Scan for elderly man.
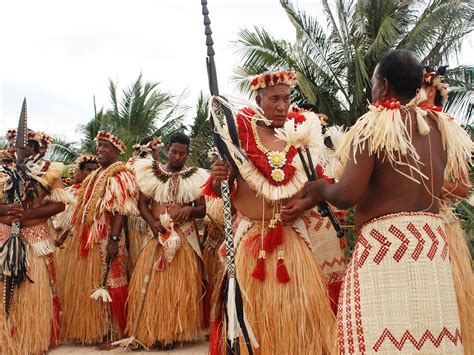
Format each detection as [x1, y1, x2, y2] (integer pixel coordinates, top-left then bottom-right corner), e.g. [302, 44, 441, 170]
[300, 50, 468, 354]
[210, 71, 335, 354]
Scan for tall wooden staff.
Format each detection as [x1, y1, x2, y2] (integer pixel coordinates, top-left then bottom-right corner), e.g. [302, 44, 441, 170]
[201, 1, 257, 354]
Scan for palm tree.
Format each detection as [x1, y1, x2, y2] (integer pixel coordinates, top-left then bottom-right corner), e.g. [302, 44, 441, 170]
[45, 137, 79, 164]
[79, 74, 188, 160]
[188, 92, 212, 169]
[234, 0, 473, 126]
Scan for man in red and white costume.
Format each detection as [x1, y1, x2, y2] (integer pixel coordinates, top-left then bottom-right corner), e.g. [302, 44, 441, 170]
[210, 70, 335, 354]
[302, 50, 468, 353]
[62, 131, 138, 349]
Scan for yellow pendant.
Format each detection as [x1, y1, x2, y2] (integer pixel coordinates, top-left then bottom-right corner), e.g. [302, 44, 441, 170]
[271, 168, 285, 182]
[268, 150, 286, 169]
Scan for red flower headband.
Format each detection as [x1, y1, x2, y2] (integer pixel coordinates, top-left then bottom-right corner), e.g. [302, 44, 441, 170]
[95, 131, 126, 154]
[250, 70, 298, 92]
[76, 154, 97, 169]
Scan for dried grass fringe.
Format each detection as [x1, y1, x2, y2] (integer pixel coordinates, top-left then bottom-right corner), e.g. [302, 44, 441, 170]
[0, 246, 53, 355]
[126, 237, 204, 346]
[61, 237, 116, 344]
[445, 218, 474, 354]
[234, 224, 336, 355]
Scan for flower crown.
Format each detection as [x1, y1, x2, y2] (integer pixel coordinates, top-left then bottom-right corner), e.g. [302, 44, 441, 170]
[133, 137, 163, 154]
[207, 146, 219, 159]
[250, 70, 298, 92]
[76, 154, 97, 169]
[423, 70, 448, 104]
[95, 131, 126, 154]
[28, 129, 44, 144]
[6, 129, 16, 142]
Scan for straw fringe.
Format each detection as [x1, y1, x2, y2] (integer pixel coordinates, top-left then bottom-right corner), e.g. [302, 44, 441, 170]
[0, 246, 54, 355]
[62, 238, 114, 344]
[126, 237, 204, 346]
[45, 187, 76, 205]
[444, 217, 474, 354]
[134, 159, 209, 204]
[30, 162, 64, 189]
[235, 223, 336, 355]
[127, 215, 148, 268]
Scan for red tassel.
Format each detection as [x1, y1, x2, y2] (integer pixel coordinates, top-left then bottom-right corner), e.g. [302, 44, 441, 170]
[340, 236, 347, 249]
[201, 175, 219, 198]
[273, 220, 284, 246]
[209, 318, 223, 355]
[50, 295, 61, 347]
[276, 257, 290, 283]
[252, 252, 266, 281]
[109, 285, 128, 337]
[154, 256, 166, 272]
[263, 227, 276, 253]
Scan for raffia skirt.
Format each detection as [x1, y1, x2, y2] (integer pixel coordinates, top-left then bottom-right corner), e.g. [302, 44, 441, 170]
[338, 212, 463, 354]
[305, 208, 347, 314]
[442, 210, 473, 354]
[61, 233, 128, 344]
[0, 223, 59, 355]
[126, 232, 204, 346]
[234, 217, 336, 355]
[127, 215, 148, 271]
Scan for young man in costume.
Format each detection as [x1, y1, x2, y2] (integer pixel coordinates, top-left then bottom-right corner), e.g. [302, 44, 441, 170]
[301, 50, 469, 353]
[210, 70, 335, 354]
[121, 132, 208, 350]
[62, 131, 138, 349]
[421, 66, 473, 353]
[126, 136, 162, 268]
[52, 155, 98, 309]
[0, 129, 68, 354]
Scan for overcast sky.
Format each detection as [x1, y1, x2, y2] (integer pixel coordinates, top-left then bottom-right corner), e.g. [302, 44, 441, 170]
[1, 0, 472, 143]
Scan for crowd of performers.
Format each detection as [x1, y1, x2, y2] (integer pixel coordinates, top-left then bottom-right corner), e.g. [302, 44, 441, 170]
[0, 49, 472, 354]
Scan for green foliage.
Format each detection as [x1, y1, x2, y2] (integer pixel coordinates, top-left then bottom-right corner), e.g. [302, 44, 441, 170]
[233, 0, 473, 126]
[45, 137, 80, 164]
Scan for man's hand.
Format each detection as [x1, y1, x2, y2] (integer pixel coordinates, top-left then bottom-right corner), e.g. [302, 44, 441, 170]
[282, 198, 309, 223]
[169, 206, 192, 225]
[303, 180, 329, 207]
[106, 240, 119, 260]
[211, 159, 230, 183]
[149, 219, 167, 237]
[0, 204, 24, 219]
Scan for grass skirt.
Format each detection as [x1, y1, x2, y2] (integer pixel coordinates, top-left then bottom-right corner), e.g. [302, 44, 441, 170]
[61, 235, 124, 344]
[127, 215, 148, 270]
[444, 217, 473, 354]
[338, 212, 463, 354]
[235, 222, 336, 355]
[0, 227, 54, 355]
[126, 235, 204, 346]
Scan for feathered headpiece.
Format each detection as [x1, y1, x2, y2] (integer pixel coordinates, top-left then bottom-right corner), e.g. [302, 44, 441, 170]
[27, 129, 43, 145]
[76, 154, 97, 169]
[250, 70, 298, 92]
[132, 137, 162, 155]
[6, 129, 16, 143]
[95, 131, 126, 154]
[423, 69, 448, 104]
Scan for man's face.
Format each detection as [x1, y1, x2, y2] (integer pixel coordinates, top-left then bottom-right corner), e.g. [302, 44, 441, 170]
[256, 84, 291, 128]
[167, 142, 188, 171]
[371, 65, 387, 103]
[83, 161, 99, 176]
[96, 140, 119, 167]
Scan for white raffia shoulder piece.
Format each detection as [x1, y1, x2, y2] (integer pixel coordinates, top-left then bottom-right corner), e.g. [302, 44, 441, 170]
[50, 185, 78, 230]
[427, 111, 472, 182]
[336, 92, 429, 183]
[45, 187, 76, 205]
[100, 168, 139, 216]
[29, 161, 64, 190]
[134, 158, 209, 204]
[322, 125, 347, 180]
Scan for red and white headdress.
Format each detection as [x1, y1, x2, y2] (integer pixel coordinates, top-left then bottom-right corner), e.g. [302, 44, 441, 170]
[39, 132, 53, 149]
[76, 154, 97, 169]
[6, 129, 16, 143]
[95, 131, 126, 154]
[133, 137, 163, 155]
[250, 70, 298, 92]
[423, 69, 448, 104]
[27, 129, 43, 145]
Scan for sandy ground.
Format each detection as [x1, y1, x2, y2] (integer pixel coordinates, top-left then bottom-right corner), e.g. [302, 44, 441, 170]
[50, 340, 208, 354]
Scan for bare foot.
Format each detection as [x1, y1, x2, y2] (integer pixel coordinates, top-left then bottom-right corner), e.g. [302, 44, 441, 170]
[96, 341, 118, 351]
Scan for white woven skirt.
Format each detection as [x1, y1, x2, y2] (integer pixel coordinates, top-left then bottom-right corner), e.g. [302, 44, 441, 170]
[338, 212, 463, 354]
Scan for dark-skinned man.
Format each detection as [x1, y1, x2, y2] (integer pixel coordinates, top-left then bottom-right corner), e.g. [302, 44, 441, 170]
[121, 133, 208, 350]
[209, 71, 335, 355]
[0, 129, 68, 355]
[62, 132, 138, 350]
[298, 50, 468, 354]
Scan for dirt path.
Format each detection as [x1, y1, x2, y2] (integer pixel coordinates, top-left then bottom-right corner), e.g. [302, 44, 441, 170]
[50, 340, 208, 354]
